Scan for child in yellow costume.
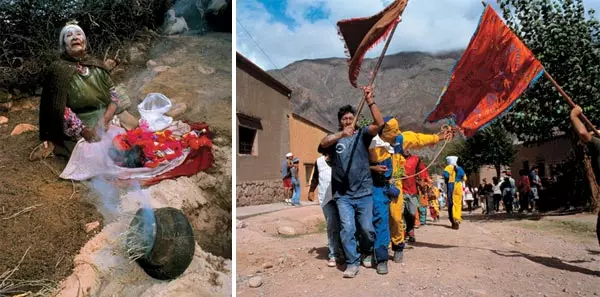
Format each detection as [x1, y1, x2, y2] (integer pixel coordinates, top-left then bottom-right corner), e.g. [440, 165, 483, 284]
[428, 186, 441, 221]
[370, 117, 452, 263]
[443, 156, 466, 229]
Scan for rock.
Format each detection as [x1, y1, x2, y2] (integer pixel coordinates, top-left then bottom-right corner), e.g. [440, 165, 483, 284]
[128, 46, 145, 64]
[514, 239, 521, 244]
[104, 59, 117, 70]
[163, 57, 177, 65]
[262, 262, 273, 269]
[9, 97, 38, 112]
[248, 252, 254, 255]
[84, 221, 100, 233]
[0, 101, 12, 112]
[0, 116, 8, 125]
[111, 67, 125, 76]
[146, 60, 158, 67]
[563, 289, 567, 292]
[196, 65, 215, 75]
[165, 102, 187, 118]
[153, 66, 171, 73]
[248, 276, 262, 288]
[236, 219, 246, 229]
[278, 257, 285, 264]
[11, 123, 38, 136]
[278, 226, 296, 236]
[213, 137, 228, 146]
[316, 274, 324, 280]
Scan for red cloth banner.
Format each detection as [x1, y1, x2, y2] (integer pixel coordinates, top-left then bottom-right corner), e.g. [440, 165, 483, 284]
[425, 4, 544, 137]
[337, 0, 407, 87]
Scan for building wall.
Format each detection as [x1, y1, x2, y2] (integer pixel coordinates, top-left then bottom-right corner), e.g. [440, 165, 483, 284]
[236, 63, 291, 205]
[468, 136, 572, 186]
[509, 136, 572, 178]
[288, 114, 331, 201]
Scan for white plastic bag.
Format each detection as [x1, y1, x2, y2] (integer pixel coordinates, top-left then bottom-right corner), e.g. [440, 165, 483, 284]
[138, 93, 173, 131]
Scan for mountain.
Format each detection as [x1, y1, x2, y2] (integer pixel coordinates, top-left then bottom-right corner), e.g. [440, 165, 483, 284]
[268, 50, 464, 134]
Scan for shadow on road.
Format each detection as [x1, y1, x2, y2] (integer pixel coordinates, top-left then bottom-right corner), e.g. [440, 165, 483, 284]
[491, 250, 600, 277]
[308, 246, 330, 260]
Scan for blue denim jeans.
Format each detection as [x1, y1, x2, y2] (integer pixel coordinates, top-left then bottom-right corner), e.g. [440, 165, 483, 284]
[336, 194, 375, 266]
[291, 178, 300, 205]
[322, 201, 343, 260]
[372, 186, 390, 262]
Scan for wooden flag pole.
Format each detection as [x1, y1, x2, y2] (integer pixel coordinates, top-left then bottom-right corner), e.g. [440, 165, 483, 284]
[351, 21, 400, 129]
[479, 0, 599, 136]
[542, 71, 600, 135]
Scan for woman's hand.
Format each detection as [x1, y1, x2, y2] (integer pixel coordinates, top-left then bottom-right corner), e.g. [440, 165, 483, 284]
[81, 127, 100, 142]
[103, 102, 118, 131]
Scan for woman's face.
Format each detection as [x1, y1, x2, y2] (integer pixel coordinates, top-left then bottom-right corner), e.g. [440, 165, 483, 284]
[64, 28, 86, 57]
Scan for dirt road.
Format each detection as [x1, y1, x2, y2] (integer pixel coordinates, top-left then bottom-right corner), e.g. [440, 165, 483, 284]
[237, 205, 600, 297]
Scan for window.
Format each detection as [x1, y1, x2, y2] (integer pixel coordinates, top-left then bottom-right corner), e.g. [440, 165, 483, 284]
[238, 126, 257, 155]
[237, 113, 262, 156]
[304, 163, 314, 185]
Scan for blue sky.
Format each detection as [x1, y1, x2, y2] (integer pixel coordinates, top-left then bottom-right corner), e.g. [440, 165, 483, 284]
[236, 0, 600, 70]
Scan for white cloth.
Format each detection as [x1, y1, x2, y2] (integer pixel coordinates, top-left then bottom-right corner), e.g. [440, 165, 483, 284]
[446, 156, 458, 165]
[464, 186, 474, 201]
[60, 125, 188, 181]
[369, 134, 394, 153]
[493, 183, 502, 195]
[316, 156, 333, 207]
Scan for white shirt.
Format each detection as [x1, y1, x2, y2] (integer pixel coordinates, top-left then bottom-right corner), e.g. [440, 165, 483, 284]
[315, 156, 333, 207]
[493, 183, 502, 195]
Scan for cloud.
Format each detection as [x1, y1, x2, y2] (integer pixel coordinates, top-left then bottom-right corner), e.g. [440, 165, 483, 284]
[237, 0, 600, 70]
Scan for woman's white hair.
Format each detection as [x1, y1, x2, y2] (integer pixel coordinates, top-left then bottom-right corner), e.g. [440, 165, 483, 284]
[58, 23, 87, 54]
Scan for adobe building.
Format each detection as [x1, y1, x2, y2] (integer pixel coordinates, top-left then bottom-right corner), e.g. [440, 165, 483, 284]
[288, 113, 333, 202]
[236, 52, 292, 206]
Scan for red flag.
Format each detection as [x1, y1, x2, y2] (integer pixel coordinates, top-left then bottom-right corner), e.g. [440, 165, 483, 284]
[337, 0, 407, 87]
[425, 4, 544, 137]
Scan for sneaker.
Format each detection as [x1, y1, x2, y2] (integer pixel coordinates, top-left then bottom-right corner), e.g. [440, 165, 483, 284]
[376, 261, 388, 275]
[343, 265, 360, 278]
[408, 236, 416, 243]
[362, 255, 374, 268]
[393, 250, 404, 263]
[327, 258, 336, 267]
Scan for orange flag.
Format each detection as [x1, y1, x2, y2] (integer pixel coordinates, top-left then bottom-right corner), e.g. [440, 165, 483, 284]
[337, 0, 407, 87]
[425, 4, 544, 137]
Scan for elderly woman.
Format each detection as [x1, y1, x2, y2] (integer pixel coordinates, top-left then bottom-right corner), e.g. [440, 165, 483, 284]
[38, 23, 135, 157]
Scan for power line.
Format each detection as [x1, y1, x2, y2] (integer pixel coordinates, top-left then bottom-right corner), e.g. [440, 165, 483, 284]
[236, 18, 283, 71]
[235, 17, 294, 86]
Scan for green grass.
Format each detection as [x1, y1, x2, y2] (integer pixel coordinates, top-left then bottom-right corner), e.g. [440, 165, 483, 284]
[517, 218, 596, 240]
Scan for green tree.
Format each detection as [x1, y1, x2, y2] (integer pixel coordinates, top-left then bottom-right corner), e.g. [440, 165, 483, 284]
[357, 115, 371, 128]
[441, 123, 517, 178]
[497, 0, 600, 211]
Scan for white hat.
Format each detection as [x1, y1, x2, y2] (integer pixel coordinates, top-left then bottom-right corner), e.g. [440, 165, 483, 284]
[285, 153, 293, 157]
[446, 156, 458, 165]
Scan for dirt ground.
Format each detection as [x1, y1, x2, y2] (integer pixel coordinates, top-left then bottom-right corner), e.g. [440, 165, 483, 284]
[0, 32, 231, 295]
[0, 107, 103, 292]
[236, 205, 600, 297]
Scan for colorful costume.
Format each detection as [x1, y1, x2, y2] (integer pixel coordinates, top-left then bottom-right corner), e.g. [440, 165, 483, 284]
[402, 154, 429, 235]
[443, 156, 466, 229]
[429, 186, 441, 221]
[368, 134, 396, 264]
[370, 117, 440, 258]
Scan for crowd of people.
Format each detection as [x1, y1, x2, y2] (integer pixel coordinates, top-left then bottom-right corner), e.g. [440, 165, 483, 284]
[278, 87, 600, 278]
[284, 87, 460, 277]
